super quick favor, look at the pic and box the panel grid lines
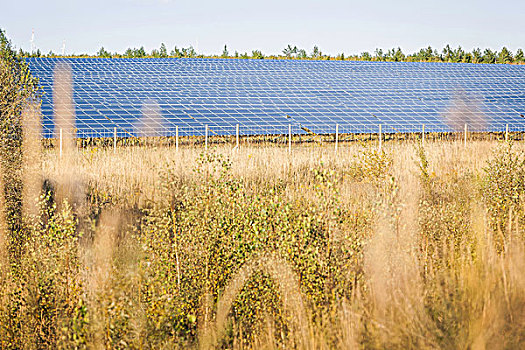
[27,57,525,138]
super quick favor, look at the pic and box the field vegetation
[0,135,524,349]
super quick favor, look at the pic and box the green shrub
[481,141,525,251]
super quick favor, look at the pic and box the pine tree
[393,47,405,62]
[482,49,496,63]
[472,48,482,63]
[442,45,453,62]
[515,49,524,63]
[97,47,111,58]
[374,48,384,61]
[497,47,513,63]
[221,45,229,58]
[171,46,182,58]
[361,52,372,61]
[136,46,146,57]
[311,46,321,59]
[151,49,160,58]
[453,46,465,62]
[283,45,297,58]
[159,43,168,58]
[251,50,264,59]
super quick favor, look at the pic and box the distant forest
[21,43,524,64]
[6,26,521,66]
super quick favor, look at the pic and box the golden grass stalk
[202,253,312,350]
[83,209,120,348]
[53,62,76,153]
[21,101,42,217]
[364,151,439,348]
[52,62,87,212]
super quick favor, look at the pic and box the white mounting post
[288,124,292,153]
[59,128,63,158]
[505,124,509,141]
[175,126,179,150]
[335,124,339,152]
[236,124,239,148]
[113,127,117,154]
[422,124,425,145]
[464,123,468,147]
[205,124,208,150]
[378,124,382,152]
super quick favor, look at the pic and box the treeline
[21,42,525,64]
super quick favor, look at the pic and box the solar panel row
[26,57,525,138]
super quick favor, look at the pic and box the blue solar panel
[26,57,525,138]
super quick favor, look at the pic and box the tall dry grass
[1,123,525,348]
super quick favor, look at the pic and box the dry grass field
[1,138,525,349]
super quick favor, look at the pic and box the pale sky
[1,0,524,56]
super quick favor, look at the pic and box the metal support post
[335,124,339,152]
[205,125,209,150]
[288,124,292,153]
[113,127,117,154]
[176,125,179,150]
[236,124,239,148]
[379,124,382,152]
[464,123,468,147]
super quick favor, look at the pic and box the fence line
[44,122,525,140]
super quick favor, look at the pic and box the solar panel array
[26,57,525,138]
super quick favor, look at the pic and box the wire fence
[42,122,525,140]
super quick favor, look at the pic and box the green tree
[360,51,372,61]
[515,49,524,63]
[442,44,453,62]
[497,47,513,63]
[97,47,111,58]
[472,48,482,63]
[221,44,229,58]
[297,49,307,59]
[151,49,160,58]
[374,48,384,61]
[414,46,434,61]
[171,46,182,58]
[0,28,40,257]
[135,46,146,57]
[453,46,465,62]
[482,49,496,63]
[159,43,168,58]
[251,50,264,59]
[311,45,321,59]
[183,46,196,58]
[393,47,405,62]
[282,44,297,58]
